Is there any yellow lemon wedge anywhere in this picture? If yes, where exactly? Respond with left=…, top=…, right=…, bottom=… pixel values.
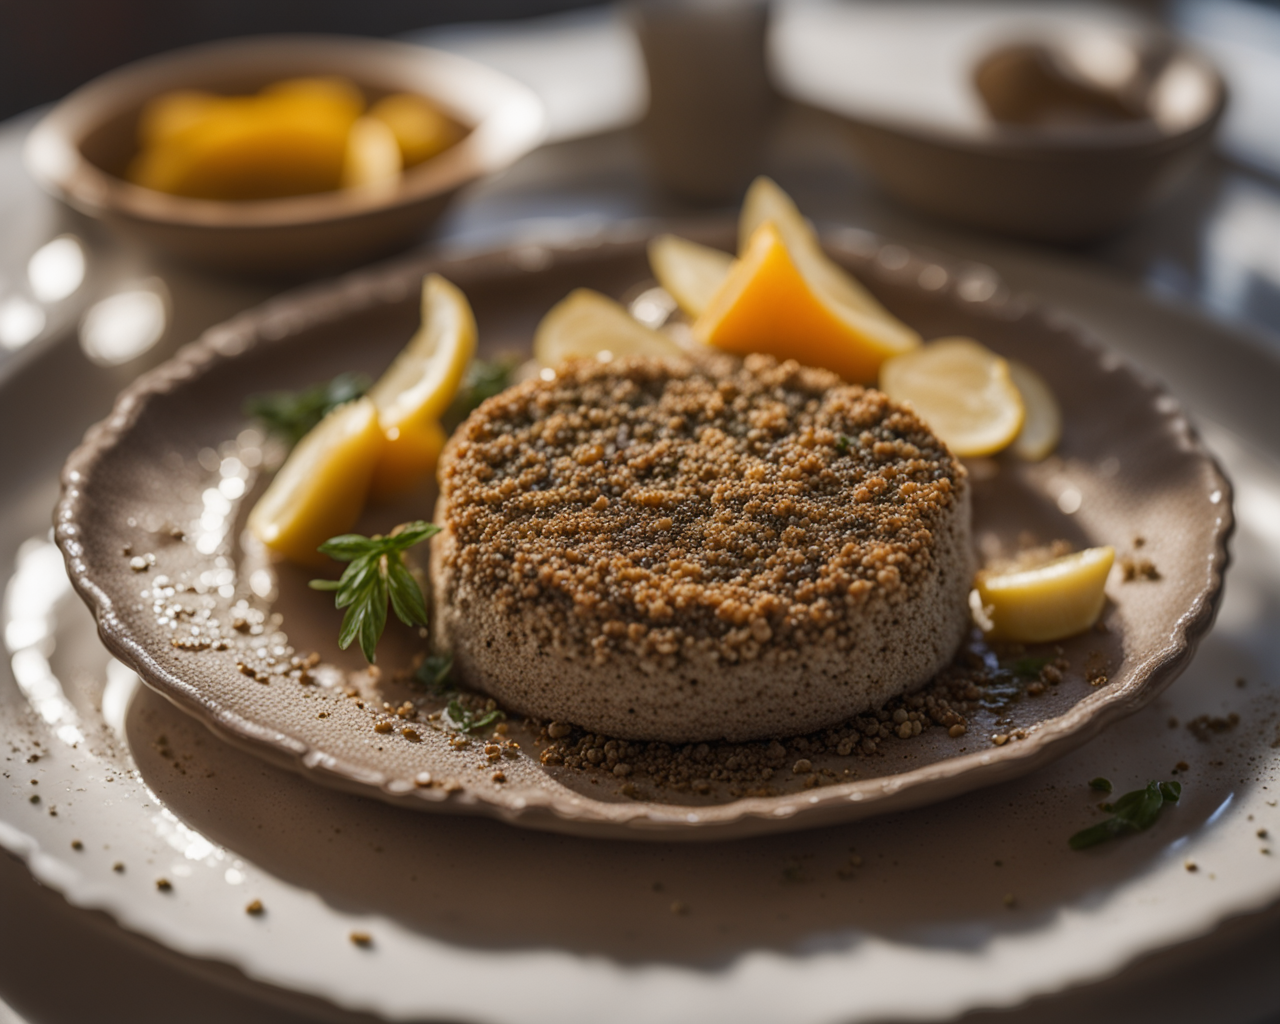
left=694, top=221, right=917, bottom=383
left=878, top=337, right=1025, bottom=456
left=739, top=176, right=908, bottom=329
left=974, top=546, right=1115, bottom=643
left=647, top=234, right=736, bottom=317
left=367, top=274, right=477, bottom=499
left=533, top=288, right=687, bottom=367
left=247, top=397, right=384, bottom=566
left=1008, top=360, right=1063, bottom=461
left=341, top=115, right=403, bottom=190
left=368, top=93, right=462, bottom=167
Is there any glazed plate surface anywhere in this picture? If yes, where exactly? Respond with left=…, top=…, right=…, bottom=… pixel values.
left=55, top=227, right=1231, bottom=838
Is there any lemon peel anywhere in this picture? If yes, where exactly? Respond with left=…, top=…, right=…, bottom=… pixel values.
left=534, top=288, right=686, bottom=367
left=247, top=397, right=384, bottom=566
left=1008, top=359, right=1063, bottom=461
left=879, top=337, right=1025, bottom=456
left=647, top=234, right=736, bottom=317
left=974, top=546, right=1115, bottom=643
left=695, top=221, right=918, bottom=384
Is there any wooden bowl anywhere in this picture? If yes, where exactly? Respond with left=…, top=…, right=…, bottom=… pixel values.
left=23, top=35, right=545, bottom=277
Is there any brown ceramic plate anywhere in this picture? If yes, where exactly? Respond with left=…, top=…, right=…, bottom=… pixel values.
left=55, top=225, right=1231, bottom=840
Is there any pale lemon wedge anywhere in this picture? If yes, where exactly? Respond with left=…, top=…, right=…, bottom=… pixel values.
left=367, top=274, right=477, bottom=498
left=533, top=288, right=686, bottom=367
left=878, top=337, right=1025, bottom=456
left=647, top=234, right=736, bottom=317
left=341, top=115, right=403, bottom=190
left=368, top=93, right=461, bottom=167
left=694, top=221, right=917, bottom=383
left=739, top=176, right=908, bottom=329
left=1008, top=360, right=1063, bottom=461
left=247, top=397, right=384, bottom=566
left=974, top=546, right=1115, bottom=643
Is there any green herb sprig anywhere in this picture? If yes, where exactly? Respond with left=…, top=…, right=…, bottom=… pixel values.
left=413, top=654, right=454, bottom=696
left=444, top=699, right=505, bottom=734
left=309, top=521, right=438, bottom=663
left=442, top=354, right=521, bottom=431
left=1004, top=656, right=1051, bottom=679
left=1069, top=780, right=1181, bottom=850
left=245, top=372, right=371, bottom=447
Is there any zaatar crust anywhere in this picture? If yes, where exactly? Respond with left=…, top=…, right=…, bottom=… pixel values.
left=431, top=354, right=972, bottom=742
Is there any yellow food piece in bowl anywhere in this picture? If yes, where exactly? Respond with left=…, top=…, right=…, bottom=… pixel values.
left=694, top=221, right=917, bottom=384
left=974, top=546, right=1115, bottom=643
left=368, top=93, right=462, bottom=167
left=879, top=337, right=1025, bottom=457
left=129, top=77, right=364, bottom=200
left=247, top=397, right=384, bottom=566
left=341, top=115, right=403, bottom=190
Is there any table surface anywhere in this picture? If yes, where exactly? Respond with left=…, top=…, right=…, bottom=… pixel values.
left=2, top=4, right=1280, bottom=1022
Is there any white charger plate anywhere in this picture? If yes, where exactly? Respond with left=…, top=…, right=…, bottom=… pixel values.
left=3, top=236, right=1279, bottom=1022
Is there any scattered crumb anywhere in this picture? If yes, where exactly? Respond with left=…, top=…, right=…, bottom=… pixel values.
left=246, top=899, right=264, bottom=915
left=71, top=840, right=83, bottom=851
left=670, top=900, right=689, bottom=915
left=349, top=931, right=373, bottom=947
left=1185, top=861, right=1198, bottom=872
left=1119, top=555, right=1161, bottom=582
left=113, top=862, right=125, bottom=873
left=1187, top=713, right=1239, bottom=742
left=156, top=878, right=172, bottom=891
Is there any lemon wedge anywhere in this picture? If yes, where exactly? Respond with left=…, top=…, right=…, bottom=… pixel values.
left=878, top=337, right=1025, bottom=456
left=739, top=176, right=907, bottom=327
left=647, top=234, right=736, bottom=317
left=1008, top=360, right=1063, bottom=461
left=368, top=93, right=462, bottom=167
left=341, top=115, right=403, bottom=190
left=367, top=274, right=477, bottom=499
left=974, top=546, right=1115, bottom=643
left=694, top=221, right=918, bottom=383
left=534, top=288, right=687, bottom=367
left=247, top=397, right=384, bottom=566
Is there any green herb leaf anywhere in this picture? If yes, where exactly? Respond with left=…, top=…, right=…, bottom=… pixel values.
left=245, top=372, right=371, bottom=447
left=1005, top=656, right=1051, bottom=679
left=1088, top=777, right=1113, bottom=793
left=1070, top=779, right=1182, bottom=851
left=309, top=523, right=434, bottom=664
left=413, top=654, right=454, bottom=695
left=1069, top=817, right=1132, bottom=850
left=442, top=355, right=521, bottom=431
left=444, top=699, right=506, bottom=734
left=835, top=434, right=852, bottom=454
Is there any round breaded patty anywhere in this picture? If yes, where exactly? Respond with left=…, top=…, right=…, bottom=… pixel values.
left=431, top=354, right=972, bottom=743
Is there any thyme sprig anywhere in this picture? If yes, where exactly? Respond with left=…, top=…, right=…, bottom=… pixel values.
left=245, top=372, right=371, bottom=447
left=1069, top=779, right=1181, bottom=850
left=308, top=521, right=439, bottom=663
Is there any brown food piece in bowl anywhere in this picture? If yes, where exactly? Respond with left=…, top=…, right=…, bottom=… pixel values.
left=431, top=353, right=972, bottom=743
